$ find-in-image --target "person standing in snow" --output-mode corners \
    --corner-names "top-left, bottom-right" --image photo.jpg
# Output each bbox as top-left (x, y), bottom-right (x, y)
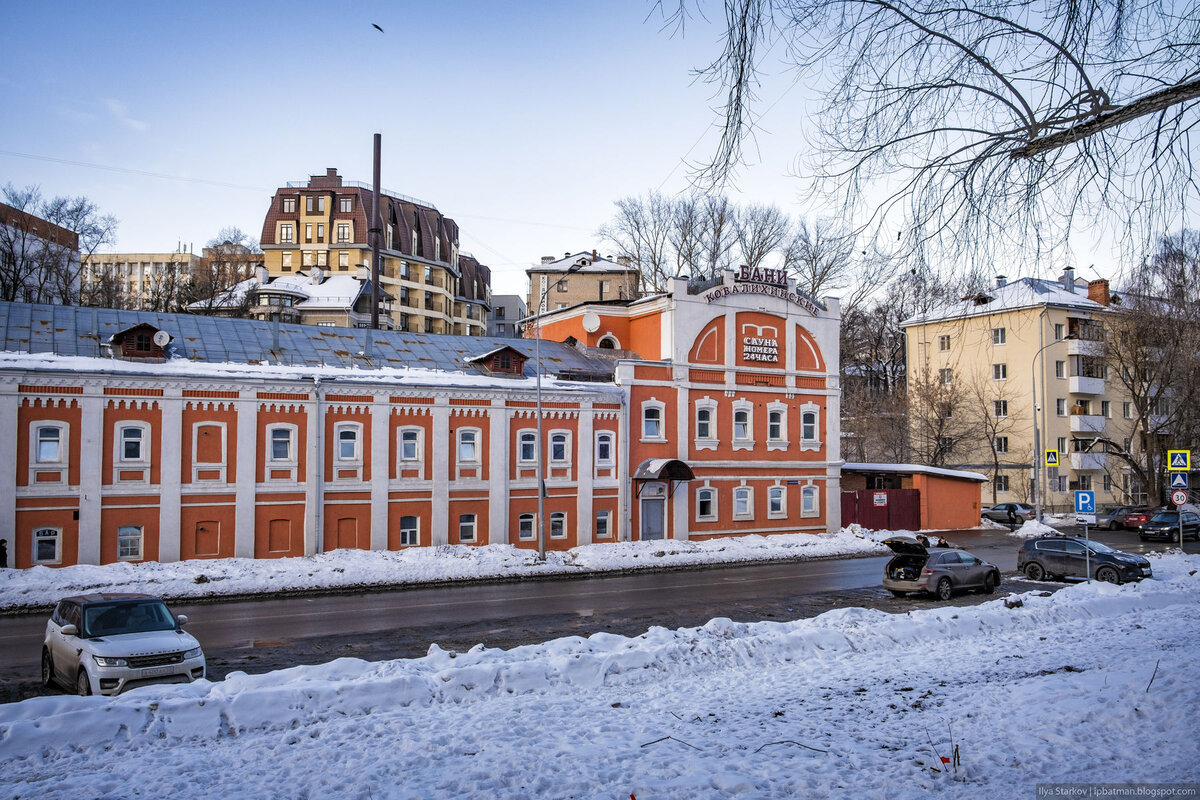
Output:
top-left (1006, 507), bottom-right (1019, 531)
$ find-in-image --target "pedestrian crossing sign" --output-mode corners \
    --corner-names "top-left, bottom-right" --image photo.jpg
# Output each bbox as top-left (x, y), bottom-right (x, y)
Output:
top-left (1044, 450), bottom-right (1060, 468)
top-left (1168, 450), bottom-right (1191, 471)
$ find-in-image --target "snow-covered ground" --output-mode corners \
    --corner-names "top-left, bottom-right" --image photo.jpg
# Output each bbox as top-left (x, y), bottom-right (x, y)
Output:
top-left (0, 526), bottom-right (903, 612)
top-left (2, 551), bottom-right (1197, 799)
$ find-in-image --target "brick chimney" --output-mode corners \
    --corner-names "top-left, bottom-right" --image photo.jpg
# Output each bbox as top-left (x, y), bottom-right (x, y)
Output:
top-left (1088, 278), bottom-right (1111, 306)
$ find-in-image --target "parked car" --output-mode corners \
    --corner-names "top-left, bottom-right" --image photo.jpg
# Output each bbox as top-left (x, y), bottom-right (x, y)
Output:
top-left (42, 593), bottom-right (205, 696)
top-left (1138, 510), bottom-right (1200, 542)
top-left (1095, 505), bottom-right (1138, 530)
top-left (981, 502), bottom-right (1036, 524)
top-left (1017, 535), bottom-right (1152, 584)
top-left (882, 536), bottom-right (1002, 600)
top-left (1121, 507), bottom-right (1159, 530)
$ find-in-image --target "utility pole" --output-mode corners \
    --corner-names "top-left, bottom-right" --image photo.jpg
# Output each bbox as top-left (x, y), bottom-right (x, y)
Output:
top-left (370, 133), bottom-right (382, 329)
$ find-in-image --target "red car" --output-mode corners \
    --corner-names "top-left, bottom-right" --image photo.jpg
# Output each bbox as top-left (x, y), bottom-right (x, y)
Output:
top-left (1122, 507), bottom-right (1158, 530)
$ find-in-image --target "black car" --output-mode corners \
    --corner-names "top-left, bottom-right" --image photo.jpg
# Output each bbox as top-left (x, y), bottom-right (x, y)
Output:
top-left (1139, 511), bottom-right (1200, 542)
top-left (1017, 535), bottom-right (1152, 584)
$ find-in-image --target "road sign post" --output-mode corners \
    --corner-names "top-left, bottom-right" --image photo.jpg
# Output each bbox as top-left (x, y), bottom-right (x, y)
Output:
top-left (1075, 490), bottom-right (1096, 578)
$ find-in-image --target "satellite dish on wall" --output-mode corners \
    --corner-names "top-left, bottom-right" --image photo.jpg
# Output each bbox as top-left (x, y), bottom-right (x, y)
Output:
top-left (152, 331), bottom-right (170, 348)
top-left (582, 312), bottom-right (601, 333)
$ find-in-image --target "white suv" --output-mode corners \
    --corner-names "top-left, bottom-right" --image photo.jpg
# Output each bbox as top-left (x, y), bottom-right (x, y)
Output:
top-left (42, 593), bottom-right (206, 696)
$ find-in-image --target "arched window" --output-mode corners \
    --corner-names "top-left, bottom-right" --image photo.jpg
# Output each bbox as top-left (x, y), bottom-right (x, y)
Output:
top-left (733, 486), bottom-right (753, 519)
top-left (518, 430), bottom-right (537, 464)
top-left (696, 487), bottom-right (717, 521)
top-left (518, 513), bottom-right (535, 540)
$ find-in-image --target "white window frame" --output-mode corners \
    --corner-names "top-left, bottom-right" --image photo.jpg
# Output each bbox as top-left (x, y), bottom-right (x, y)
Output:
top-left (768, 485), bottom-right (786, 519)
top-left (937, 334), bottom-right (950, 352)
top-left (732, 400), bottom-right (754, 451)
top-left (594, 431), bottom-right (615, 467)
top-left (993, 400), bottom-right (1008, 418)
top-left (595, 509), bottom-right (611, 539)
top-left (549, 430), bottom-right (570, 465)
top-left (995, 475), bottom-right (1010, 492)
top-left (334, 422), bottom-right (362, 464)
top-left (767, 402), bottom-right (788, 452)
top-left (994, 436), bottom-right (1009, 454)
top-left (116, 422), bottom-right (149, 465)
top-left (733, 485), bottom-right (754, 520)
top-left (694, 398), bottom-right (718, 451)
top-left (32, 527), bottom-right (61, 565)
top-left (992, 327), bottom-right (1006, 345)
top-left (33, 423), bottom-right (66, 465)
top-left (398, 426), bottom-right (423, 465)
top-left (518, 513), bottom-right (535, 541)
top-left (939, 368), bottom-right (953, 385)
top-left (517, 429), bottom-right (537, 465)
top-left (117, 525), bottom-right (143, 561)
top-left (458, 514), bottom-right (477, 543)
top-left (457, 428), bottom-right (481, 465)
top-left (696, 486), bottom-right (717, 521)
top-left (992, 363), bottom-right (1007, 380)
top-left (399, 515), bottom-right (419, 546)
top-left (268, 424), bottom-right (297, 464)
top-left (550, 511), bottom-right (567, 539)
top-left (641, 400), bottom-right (666, 442)
top-left (800, 402), bottom-right (821, 451)
top-left (1056, 398), bottom-right (1067, 417)
top-left (1055, 360), bottom-right (1066, 379)
top-left (801, 485), bottom-right (819, 518)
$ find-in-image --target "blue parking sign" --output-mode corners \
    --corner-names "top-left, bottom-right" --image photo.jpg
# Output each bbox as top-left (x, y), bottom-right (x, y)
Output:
top-left (1074, 490), bottom-right (1096, 514)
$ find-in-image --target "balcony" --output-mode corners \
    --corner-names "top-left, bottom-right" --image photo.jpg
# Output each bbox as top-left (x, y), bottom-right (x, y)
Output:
top-left (1067, 338), bottom-right (1104, 357)
top-left (1069, 414), bottom-right (1105, 433)
top-left (1069, 375), bottom-right (1105, 394)
top-left (1070, 452), bottom-right (1106, 471)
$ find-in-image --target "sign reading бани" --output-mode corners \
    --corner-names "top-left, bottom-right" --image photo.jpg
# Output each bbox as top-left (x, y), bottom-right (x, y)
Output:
top-left (704, 265), bottom-right (822, 315)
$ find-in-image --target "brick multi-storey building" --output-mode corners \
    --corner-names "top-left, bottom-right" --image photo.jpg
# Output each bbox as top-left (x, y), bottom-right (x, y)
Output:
top-left (260, 169), bottom-right (490, 335)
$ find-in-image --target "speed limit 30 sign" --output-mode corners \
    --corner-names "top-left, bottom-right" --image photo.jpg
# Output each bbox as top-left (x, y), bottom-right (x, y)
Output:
top-left (1171, 489), bottom-right (1189, 506)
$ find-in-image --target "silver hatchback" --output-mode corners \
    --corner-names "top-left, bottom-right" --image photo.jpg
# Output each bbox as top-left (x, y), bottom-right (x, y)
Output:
top-left (883, 536), bottom-right (1002, 600)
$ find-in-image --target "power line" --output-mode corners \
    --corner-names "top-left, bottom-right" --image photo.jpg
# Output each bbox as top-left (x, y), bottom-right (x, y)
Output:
top-left (0, 149), bottom-right (268, 192)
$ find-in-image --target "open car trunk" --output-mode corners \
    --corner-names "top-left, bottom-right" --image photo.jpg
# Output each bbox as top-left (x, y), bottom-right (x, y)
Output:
top-left (883, 536), bottom-right (929, 582)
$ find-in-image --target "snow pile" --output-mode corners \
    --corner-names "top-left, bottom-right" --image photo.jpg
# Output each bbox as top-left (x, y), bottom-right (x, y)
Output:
top-left (2, 553), bottom-right (1197, 799)
top-left (0, 528), bottom-right (891, 612)
top-left (1006, 518), bottom-right (1061, 538)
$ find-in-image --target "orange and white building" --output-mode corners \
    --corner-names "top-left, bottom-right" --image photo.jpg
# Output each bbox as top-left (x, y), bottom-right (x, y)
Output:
top-left (0, 266), bottom-right (841, 568)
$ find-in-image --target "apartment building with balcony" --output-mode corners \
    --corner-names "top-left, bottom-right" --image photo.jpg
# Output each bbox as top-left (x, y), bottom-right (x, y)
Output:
top-left (260, 169), bottom-right (490, 334)
top-left (901, 268), bottom-right (1139, 511)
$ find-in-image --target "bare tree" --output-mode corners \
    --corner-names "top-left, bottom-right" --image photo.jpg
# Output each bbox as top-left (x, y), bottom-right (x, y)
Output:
top-left (672, 0), bottom-right (1200, 270)
top-left (735, 202), bottom-right (789, 270)
top-left (907, 370), bottom-right (976, 467)
top-left (1099, 231), bottom-right (1200, 504)
top-left (0, 183), bottom-right (116, 305)
top-left (598, 193), bottom-right (676, 293)
top-left (966, 373), bottom-right (1025, 505)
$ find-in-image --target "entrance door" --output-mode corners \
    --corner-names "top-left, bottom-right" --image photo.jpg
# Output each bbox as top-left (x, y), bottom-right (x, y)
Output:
top-left (640, 482), bottom-right (666, 540)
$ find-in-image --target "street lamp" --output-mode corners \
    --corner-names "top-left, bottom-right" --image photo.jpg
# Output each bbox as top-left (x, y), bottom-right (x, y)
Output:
top-left (533, 262), bottom-right (583, 561)
top-left (1031, 332), bottom-right (1077, 519)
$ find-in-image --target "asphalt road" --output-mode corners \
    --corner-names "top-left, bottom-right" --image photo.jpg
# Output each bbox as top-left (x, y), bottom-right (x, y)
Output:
top-left (1, 525), bottom-right (1193, 704)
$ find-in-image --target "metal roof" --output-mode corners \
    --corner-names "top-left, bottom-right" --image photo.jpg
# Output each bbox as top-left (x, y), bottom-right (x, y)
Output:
top-left (0, 301), bottom-right (618, 380)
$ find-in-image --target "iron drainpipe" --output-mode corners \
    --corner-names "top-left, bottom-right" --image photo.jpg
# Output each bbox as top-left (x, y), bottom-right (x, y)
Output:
top-left (312, 375), bottom-right (325, 553)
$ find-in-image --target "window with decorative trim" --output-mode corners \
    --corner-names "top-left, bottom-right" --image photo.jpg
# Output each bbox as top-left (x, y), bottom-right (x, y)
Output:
top-left (398, 427), bottom-right (423, 464)
top-left (595, 431), bottom-right (615, 467)
top-left (694, 398), bottom-right (718, 450)
top-left (768, 485), bottom-right (786, 518)
top-left (335, 422), bottom-right (362, 463)
top-left (549, 430), bottom-right (570, 464)
top-left (517, 430), bottom-right (537, 465)
top-left (33, 527), bottom-right (60, 565)
top-left (457, 428), bottom-right (481, 465)
top-left (518, 513), bottom-right (535, 541)
top-left (801, 485), bottom-right (819, 517)
top-left (800, 403), bottom-right (821, 451)
top-left (733, 486), bottom-right (754, 520)
top-left (34, 424), bottom-right (64, 464)
top-left (767, 402), bottom-right (788, 451)
top-left (269, 425), bottom-right (296, 463)
top-left (696, 486), bottom-right (717, 521)
top-left (550, 511), bottom-right (566, 539)
top-left (641, 400), bottom-right (665, 441)
top-left (732, 401), bottom-right (754, 451)
top-left (117, 424), bottom-right (147, 463)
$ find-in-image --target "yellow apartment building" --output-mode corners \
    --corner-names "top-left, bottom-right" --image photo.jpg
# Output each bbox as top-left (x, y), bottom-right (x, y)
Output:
top-left (901, 268), bottom-right (1143, 513)
top-left (259, 168), bottom-right (490, 335)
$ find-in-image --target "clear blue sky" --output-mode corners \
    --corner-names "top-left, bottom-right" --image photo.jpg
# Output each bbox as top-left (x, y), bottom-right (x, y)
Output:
top-left (0, 0), bottom-right (818, 296)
